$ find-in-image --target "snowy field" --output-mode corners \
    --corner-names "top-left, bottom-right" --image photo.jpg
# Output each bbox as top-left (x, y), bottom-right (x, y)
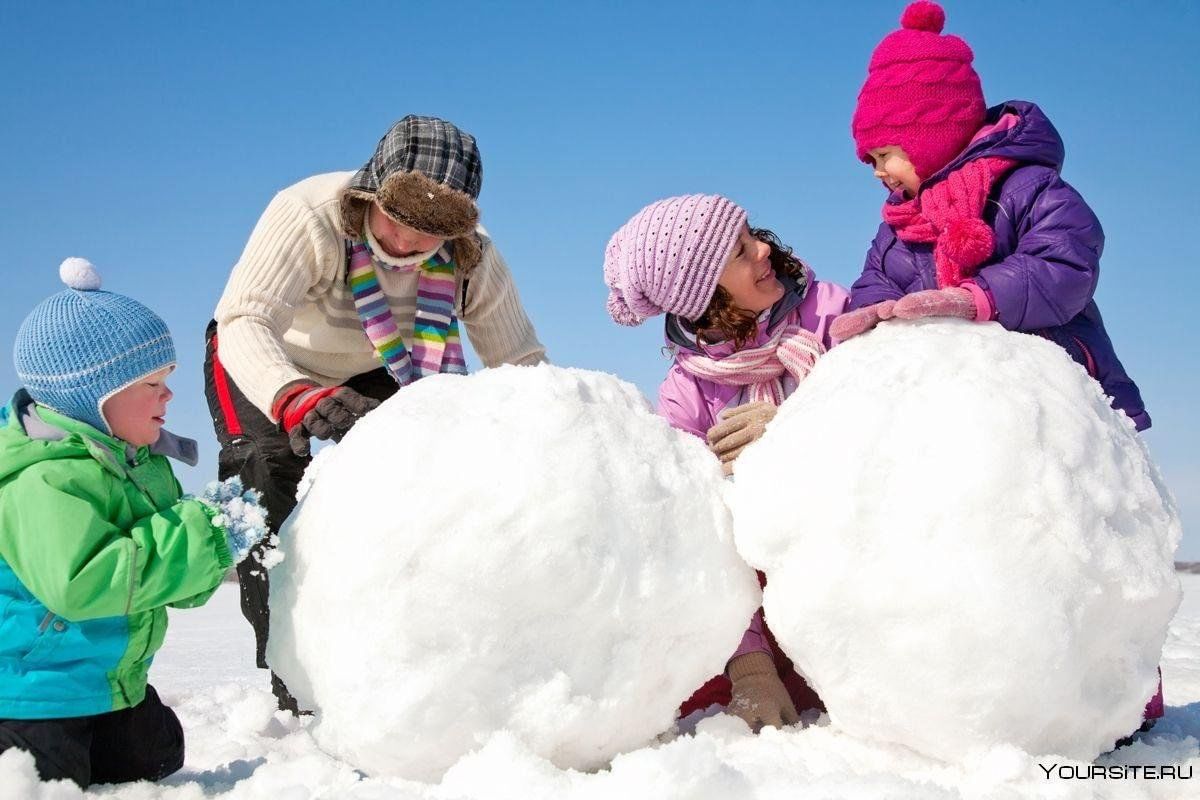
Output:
top-left (0, 575), bottom-right (1195, 800)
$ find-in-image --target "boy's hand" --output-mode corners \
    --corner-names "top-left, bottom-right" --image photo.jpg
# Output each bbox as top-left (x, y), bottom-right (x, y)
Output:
top-left (707, 402), bottom-right (777, 475)
top-left (891, 287), bottom-right (975, 321)
top-left (829, 300), bottom-right (897, 342)
top-left (727, 651), bottom-right (799, 731)
top-left (201, 477), bottom-right (269, 565)
top-left (275, 384), bottom-right (381, 457)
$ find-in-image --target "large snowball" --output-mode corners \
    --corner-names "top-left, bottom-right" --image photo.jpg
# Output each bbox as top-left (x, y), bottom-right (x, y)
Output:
top-left (734, 320), bottom-right (1181, 762)
top-left (267, 365), bottom-right (760, 781)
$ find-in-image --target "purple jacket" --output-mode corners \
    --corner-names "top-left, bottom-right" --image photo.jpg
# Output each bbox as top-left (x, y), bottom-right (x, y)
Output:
top-left (849, 101), bottom-right (1149, 430)
top-left (658, 271), bottom-right (851, 439)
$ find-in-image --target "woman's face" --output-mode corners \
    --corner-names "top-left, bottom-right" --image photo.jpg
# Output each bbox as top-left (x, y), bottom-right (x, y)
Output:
top-left (716, 226), bottom-right (784, 314)
top-left (368, 203), bottom-right (444, 258)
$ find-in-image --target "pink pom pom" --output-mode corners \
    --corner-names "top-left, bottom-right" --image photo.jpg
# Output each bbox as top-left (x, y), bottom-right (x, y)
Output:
top-left (939, 217), bottom-right (994, 283)
top-left (901, 1), bottom-right (946, 33)
top-left (607, 292), bottom-right (644, 327)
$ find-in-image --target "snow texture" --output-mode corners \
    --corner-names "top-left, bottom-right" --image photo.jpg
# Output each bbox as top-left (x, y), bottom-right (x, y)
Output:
top-left (200, 476), bottom-right (269, 565)
top-left (735, 319), bottom-right (1183, 762)
top-left (4, 578), bottom-right (1199, 799)
top-left (266, 364), bottom-right (761, 781)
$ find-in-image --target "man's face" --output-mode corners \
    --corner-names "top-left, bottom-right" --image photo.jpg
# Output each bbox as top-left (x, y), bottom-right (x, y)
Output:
top-left (368, 203), bottom-right (444, 259)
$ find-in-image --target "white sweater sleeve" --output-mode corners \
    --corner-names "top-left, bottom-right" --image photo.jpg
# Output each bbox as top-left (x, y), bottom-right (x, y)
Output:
top-left (214, 191), bottom-right (342, 419)
top-left (462, 240), bottom-right (548, 368)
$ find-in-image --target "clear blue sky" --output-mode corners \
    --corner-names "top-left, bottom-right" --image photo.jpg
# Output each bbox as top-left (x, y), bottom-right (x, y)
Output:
top-left (1, 1), bottom-right (1196, 556)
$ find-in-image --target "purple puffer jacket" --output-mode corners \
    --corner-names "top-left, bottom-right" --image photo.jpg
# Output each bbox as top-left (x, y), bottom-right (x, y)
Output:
top-left (849, 101), bottom-right (1149, 430)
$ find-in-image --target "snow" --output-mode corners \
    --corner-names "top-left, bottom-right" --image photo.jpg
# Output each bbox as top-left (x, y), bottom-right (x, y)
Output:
top-left (3, 577), bottom-right (1199, 799)
top-left (3, 347), bottom-right (1194, 799)
top-left (264, 365), bottom-right (760, 782)
top-left (734, 320), bottom-right (1183, 763)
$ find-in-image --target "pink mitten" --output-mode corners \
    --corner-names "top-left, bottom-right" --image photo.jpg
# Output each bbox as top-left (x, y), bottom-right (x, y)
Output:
top-left (829, 300), bottom-right (897, 342)
top-left (892, 287), bottom-right (976, 321)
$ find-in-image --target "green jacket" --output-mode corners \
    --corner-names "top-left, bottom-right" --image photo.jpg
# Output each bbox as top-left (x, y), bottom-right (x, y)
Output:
top-left (0, 390), bottom-right (232, 719)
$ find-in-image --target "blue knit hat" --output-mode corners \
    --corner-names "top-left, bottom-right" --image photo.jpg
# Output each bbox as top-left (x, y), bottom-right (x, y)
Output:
top-left (13, 258), bottom-right (176, 435)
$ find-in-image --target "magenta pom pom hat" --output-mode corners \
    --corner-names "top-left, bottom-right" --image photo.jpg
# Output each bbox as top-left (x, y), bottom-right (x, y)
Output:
top-left (852, 1), bottom-right (986, 181)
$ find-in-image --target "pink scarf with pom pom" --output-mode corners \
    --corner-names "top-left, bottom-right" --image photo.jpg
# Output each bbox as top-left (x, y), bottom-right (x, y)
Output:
top-left (884, 155), bottom-right (1017, 288)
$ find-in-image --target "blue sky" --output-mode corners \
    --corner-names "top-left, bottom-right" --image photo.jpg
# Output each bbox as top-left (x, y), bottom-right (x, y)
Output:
top-left (1, 1), bottom-right (1196, 556)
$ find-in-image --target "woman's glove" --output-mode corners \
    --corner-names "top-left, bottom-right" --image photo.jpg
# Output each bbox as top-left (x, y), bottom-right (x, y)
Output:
top-left (707, 402), bottom-right (777, 476)
top-left (726, 651), bottom-right (799, 731)
top-left (891, 287), bottom-right (976, 321)
top-left (828, 300), bottom-right (897, 342)
top-left (273, 383), bottom-right (381, 457)
top-left (201, 476), bottom-right (269, 565)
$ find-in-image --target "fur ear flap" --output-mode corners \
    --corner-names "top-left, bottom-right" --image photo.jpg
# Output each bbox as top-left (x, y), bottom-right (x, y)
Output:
top-left (450, 232), bottom-right (483, 274)
top-left (339, 190), bottom-right (372, 239)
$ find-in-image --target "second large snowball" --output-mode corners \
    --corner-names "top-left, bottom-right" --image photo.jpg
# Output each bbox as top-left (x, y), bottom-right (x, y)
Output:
top-left (267, 365), bottom-right (760, 781)
top-left (734, 320), bottom-right (1181, 762)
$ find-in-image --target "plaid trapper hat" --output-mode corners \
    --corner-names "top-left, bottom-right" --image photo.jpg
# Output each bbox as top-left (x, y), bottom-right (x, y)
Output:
top-left (340, 115), bottom-right (483, 243)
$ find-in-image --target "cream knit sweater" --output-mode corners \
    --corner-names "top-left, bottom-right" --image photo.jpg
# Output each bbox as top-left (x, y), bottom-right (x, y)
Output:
top-left (214, 172), bottom-right (547, 419)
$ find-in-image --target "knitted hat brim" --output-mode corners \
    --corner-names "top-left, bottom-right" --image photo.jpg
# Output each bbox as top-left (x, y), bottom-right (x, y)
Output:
top-left (675, 204), bottom-right (747, 322)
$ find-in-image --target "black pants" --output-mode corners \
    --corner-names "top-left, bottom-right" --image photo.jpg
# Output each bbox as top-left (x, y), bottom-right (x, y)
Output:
top-left (202, 321), bottom-right (397, 711)
top-left (0, 685), bottom-right (183, 788)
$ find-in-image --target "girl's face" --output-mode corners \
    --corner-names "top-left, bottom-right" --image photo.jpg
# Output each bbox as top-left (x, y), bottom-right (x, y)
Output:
top-left (368, 203), bottom-right (445, 259)
top-left (102, 365), bottom-right (174, 447)
top-left (867, 146), bottom-right (921, 197)
top-left (717, 226), bottom-right (784, 314)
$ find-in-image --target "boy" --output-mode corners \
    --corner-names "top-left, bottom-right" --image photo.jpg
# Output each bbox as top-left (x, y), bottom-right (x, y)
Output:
top-left (0, 258), bottom-right (263, 787)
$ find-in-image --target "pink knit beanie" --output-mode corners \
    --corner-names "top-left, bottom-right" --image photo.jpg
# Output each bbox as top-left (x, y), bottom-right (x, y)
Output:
top-left (604, 194), bottom-right (746, 326)
top-left (852, 1), bottom-right (986, 181)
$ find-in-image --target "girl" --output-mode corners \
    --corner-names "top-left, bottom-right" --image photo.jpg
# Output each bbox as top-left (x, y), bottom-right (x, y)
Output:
top-left (604, 193), bottom-right (849, 730)
top-left (831, 1), bottom-right (1161, 735)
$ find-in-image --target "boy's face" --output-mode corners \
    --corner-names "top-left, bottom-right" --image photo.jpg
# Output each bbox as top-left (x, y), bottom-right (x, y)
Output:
top-left (867, 146), bottom-right (921, 197)
top-left (716, 225), bottom-right (784, 314)
top-left (368, 203), bottom-right (445, 259)
top-left (102, 366), bottom-right (174, 447)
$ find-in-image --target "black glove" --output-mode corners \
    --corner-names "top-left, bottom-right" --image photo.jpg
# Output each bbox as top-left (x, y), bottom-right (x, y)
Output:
top-left (278, 384), bottom-right (381, 457)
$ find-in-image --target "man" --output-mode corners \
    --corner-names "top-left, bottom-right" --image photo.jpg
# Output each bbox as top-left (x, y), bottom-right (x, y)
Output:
top-left (204, 116), bottom-right (546, 711)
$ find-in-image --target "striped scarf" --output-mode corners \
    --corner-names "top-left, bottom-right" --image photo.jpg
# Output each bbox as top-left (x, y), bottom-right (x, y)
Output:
top-left (347, 241), bottom-right (468, 387)
top-left (675, 322), bottom-right (825, 406)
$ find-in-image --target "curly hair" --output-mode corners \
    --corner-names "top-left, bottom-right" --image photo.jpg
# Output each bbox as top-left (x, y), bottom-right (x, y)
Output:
top-left (691, 228), bottom-right (807, 349)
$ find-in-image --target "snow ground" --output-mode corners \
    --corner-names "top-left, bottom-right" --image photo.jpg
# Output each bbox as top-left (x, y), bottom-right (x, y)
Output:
top-left (3, 576), bottom-right (1198, 800)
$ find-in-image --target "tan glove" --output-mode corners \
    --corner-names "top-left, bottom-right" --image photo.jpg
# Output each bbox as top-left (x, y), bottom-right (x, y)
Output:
top-left (706, 402), bottom-right (777, 475)
top-left (726, 651), bottom-right (799, 731)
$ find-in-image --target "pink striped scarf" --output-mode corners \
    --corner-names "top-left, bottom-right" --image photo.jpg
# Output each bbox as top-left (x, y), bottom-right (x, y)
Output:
top-left (675, 322), bottom-right (825, 406)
